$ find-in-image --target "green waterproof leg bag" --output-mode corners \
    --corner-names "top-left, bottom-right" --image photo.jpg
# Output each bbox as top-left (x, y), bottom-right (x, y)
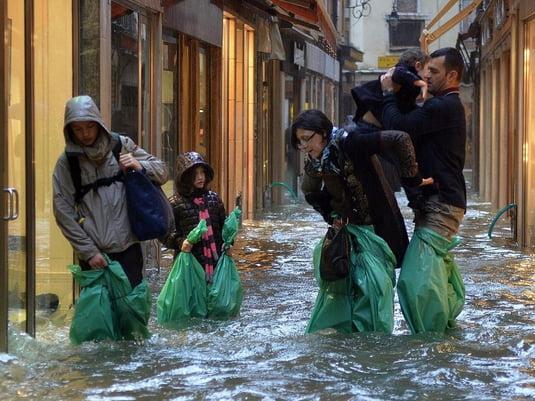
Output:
top-left (397, 227), bottom-right (465, 334)
top-left (306, 225), bottom-right (396, 334)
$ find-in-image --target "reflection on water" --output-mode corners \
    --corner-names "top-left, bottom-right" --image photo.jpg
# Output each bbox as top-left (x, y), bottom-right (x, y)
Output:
top-left (1, 184), bottom-right (534, 401)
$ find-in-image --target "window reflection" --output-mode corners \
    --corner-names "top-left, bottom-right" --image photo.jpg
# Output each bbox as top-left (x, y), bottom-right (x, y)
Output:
top-left (162, 34), bottom-right (178, 196)
top-left (31, 0), bottom-right (75, 341)
top-left (197, 46), bottom-right (209, 157)
top-left (79, 0), bottom-right (100, 105)
top-left (111, 3), bottom-right (139, 141)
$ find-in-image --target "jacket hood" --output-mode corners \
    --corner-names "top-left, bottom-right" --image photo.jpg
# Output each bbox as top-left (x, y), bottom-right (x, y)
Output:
top-left (63, 95), bottom-right (112, 147)
top-left (175, 152), bottom-right (214, 190)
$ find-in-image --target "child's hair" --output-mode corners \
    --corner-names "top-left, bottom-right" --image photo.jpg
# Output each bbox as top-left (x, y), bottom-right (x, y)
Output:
top-left (399, 48), bottom-right (430, 69)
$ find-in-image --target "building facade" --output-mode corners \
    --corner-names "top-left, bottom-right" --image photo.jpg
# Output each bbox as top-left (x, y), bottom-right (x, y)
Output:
top-left (475, 0), bottom-right (535, 246)
top-left (351, 0), bottom-right (461, 79)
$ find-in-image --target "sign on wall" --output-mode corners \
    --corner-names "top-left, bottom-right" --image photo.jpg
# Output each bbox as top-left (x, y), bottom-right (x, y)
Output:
top-left (378, 55), bottom-right (400, 69)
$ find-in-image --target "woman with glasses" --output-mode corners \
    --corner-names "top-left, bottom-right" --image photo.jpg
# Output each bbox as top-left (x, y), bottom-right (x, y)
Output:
top-left (290, 109), bottom-right (431, 334)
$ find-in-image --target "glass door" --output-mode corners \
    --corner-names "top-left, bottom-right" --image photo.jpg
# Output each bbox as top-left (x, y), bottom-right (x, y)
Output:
top-left (0, 0), bottom-right (8, 352)
top-left (33, 0), bottom-right (74, 340)
top-left (5, 0), bottom-right (27, 348)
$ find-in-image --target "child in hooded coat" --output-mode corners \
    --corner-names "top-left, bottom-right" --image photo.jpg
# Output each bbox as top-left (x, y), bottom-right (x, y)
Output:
top-left (162, 152), bottom-right (227, 282)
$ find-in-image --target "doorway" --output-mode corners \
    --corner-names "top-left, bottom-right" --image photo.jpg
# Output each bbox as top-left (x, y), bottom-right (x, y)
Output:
top-left (1, 0), bottom-right (27, 351)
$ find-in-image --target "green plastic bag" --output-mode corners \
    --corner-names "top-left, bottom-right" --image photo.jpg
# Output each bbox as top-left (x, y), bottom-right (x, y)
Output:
top-left (69, 256), bottom-right (152, 344)
top-left (103, 261), bottom-right (151, 341)
top-left (397, 227), bottom-right (465, 334)
top-left (306, 224), bottom-right (396, 334)
top-left (347, 225), bottom-right (396, 333)
top-left (157, 220), bottom-right (209, 326)
top-left (69, 266), bottom-right (117, 344)
top-left (208, 208), bottom-right (243, 319)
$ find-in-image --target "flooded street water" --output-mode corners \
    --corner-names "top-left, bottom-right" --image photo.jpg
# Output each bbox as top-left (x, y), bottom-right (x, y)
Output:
top-left (1, 175), bottom-right (534, 401)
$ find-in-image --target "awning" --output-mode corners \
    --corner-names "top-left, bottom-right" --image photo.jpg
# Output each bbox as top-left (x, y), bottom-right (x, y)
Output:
top-left (270, 0), bottom-right (338, 52)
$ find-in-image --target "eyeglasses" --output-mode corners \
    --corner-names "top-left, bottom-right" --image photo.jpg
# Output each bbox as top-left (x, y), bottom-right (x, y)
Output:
top-left (297, 132), bottom-right (318, 149)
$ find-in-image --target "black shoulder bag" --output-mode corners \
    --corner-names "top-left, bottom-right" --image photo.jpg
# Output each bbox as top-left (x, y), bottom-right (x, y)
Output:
top-left (319, 226), bottom-right (351, 281)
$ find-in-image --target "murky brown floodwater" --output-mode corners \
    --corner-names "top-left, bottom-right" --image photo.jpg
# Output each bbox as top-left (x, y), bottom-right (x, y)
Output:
top-left (1, 173), bottom-right (534, 400)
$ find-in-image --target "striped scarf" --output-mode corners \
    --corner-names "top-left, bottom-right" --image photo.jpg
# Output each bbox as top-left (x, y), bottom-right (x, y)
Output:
top-left (193, 196), bottom-right (219, 282)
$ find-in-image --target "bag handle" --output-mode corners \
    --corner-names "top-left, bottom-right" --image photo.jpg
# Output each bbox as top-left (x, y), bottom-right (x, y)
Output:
top-left (103, 253), bottom-right (113, 267)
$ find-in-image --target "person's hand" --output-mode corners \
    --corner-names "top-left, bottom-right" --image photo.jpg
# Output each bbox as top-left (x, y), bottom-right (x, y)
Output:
top-left (224, 245), bottom-right (233, 258)
top-left (380, 68), bottom-right (395, 92)
top-left (419, 177), bottom-right (434, 187)
top-left (119, 152), bottom-right (143, 172)
top-left (419, 30), bottom-right (429, 54)
top-left (414, 79), bottom-right (428, 101)
top-left (87, 252), bottom-right (107, 269)
top-left (181, 239), bottom-right (193, 253)
top-left (332, 218), bottom-right (346, 230)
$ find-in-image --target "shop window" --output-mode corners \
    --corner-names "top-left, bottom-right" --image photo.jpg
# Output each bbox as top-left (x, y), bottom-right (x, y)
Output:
top-left (197, 46), bottom-right (209, 157)
top-left (283, 74), bottom-right (299, 194)
top-left (110, 2), bottom-right (152, 150)
top-left (111, 4), bottom-right (139, 141)
top-left (161, 32), bottom-right (217, 195)
top-left (79, 0), bottom-right (100, 105)
top-left (494, 0), bottom-right (507, 30)
top-left (304, 76), bottom-right (311, 109)
top-left (6, 0), bottom-right (27, 337)
top-left (325, 80), bottom-right (334, 123)
top-left (161, 34), bottom-right (178, 196)
top-left (35, 0), bottom-right (74, 338)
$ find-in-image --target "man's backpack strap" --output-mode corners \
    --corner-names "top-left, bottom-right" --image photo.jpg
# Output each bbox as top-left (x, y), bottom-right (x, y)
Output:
top-left (110, 132), bottom-right (122, 162)
top-left (66, 133), bottom-right (125, 204)
top-left (66, 152), bottom-right (84, 203)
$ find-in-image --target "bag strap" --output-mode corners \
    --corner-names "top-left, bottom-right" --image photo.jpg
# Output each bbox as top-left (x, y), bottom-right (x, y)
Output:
top-left (66, 133), bottom-right (124, 204)
top-left (110, 132), bottom-right (122, 163)
top-left (66, 152), bottom-right (84, 203)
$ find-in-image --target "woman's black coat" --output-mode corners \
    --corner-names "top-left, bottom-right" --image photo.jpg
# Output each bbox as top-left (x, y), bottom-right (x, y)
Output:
top-left (301, 123), bottom-right (421, 267)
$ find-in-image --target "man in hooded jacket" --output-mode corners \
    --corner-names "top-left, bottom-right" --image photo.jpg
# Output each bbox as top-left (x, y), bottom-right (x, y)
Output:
top-left (53, 95), bottom-right (168, 287)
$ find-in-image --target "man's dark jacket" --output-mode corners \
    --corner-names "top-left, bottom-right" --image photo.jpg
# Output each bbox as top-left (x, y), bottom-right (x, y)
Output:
top-left (382, 90), bottom-right (467, 210)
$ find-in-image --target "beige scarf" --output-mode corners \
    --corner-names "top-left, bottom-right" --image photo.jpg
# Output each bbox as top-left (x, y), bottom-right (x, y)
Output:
top-left (82, 131), bottom-right (111, 165)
